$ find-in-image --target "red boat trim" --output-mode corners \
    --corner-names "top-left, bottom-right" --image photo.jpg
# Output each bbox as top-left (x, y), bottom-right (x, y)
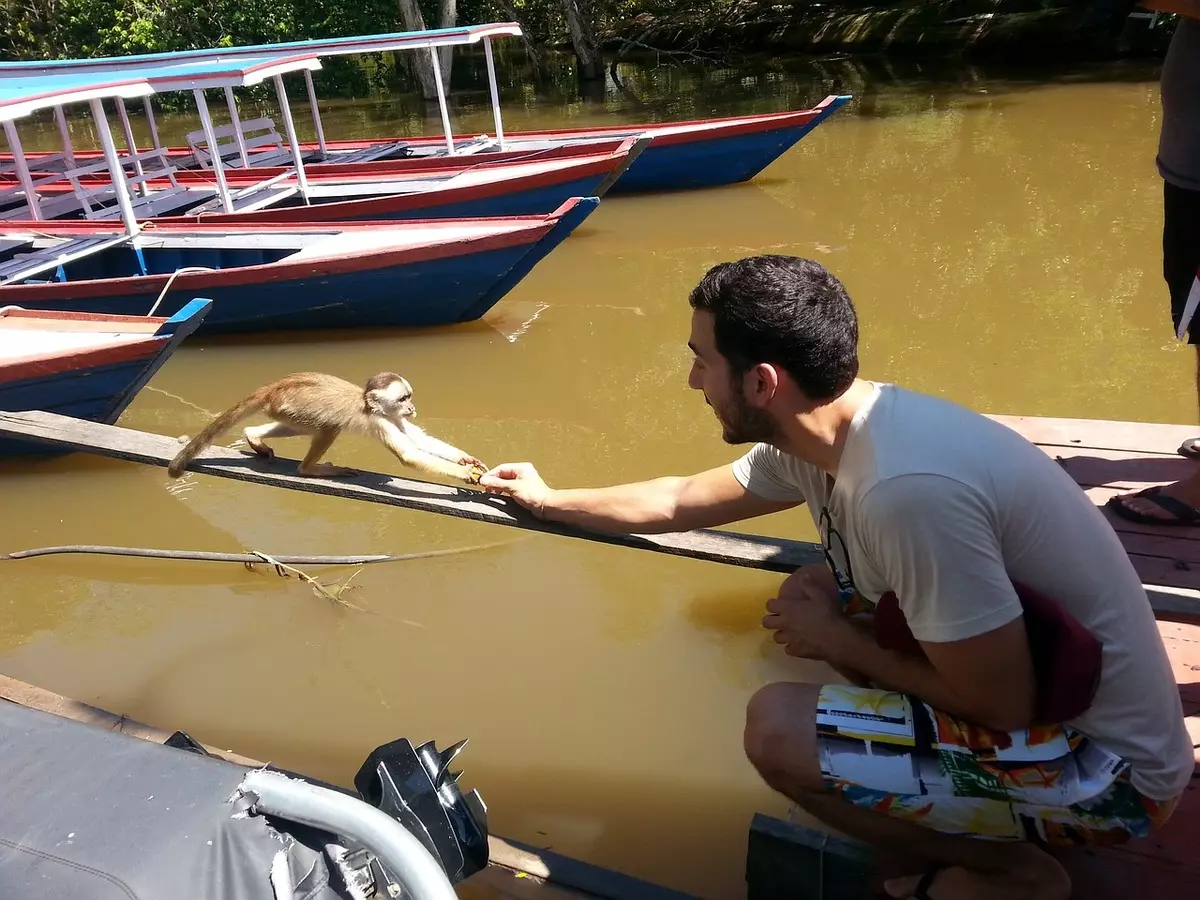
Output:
top-left (0, 219), bottom-right (558, 301)
top-left (158, 154), bottom-right (620, 224)
top-left (0, 308), bottom-right (169, 332)
top-left (0, 337), bottom-right (164, 383)
top-left (5, 97), bottom-right (840, 166)
top-left (0, 143), bottom-right (629, 191)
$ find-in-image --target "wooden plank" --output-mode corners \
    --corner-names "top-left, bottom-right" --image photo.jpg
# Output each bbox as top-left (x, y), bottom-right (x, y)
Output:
top-left (1047, 448), bottom-right (1192, 490)
top-left (4, 410), bottom-right (1198, 615)
top-left (989, 414), bottom-right (1199, 456)
top-left (0, 410), bottom-right (824, 574)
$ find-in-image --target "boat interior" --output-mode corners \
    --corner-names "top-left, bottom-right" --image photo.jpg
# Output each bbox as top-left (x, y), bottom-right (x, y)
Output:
top-left (0, 219), bottom-right (538, 286)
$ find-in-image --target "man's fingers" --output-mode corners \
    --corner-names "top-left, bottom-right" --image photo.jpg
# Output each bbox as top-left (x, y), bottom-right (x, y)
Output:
top-left (482, 463), bottom-right (521, 480)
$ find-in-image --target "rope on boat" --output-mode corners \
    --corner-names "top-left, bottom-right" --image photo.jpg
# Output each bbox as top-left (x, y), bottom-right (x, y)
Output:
top-left (0, 540), bottom-right (516, 565)
top-left (146, 265), bottom-right (216, 317)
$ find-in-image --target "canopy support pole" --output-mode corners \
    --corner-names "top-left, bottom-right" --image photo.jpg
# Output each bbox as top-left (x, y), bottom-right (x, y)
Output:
top-left (302, 70), bottom-right (328, 157)
top-left (53, 106), bottom-right (76, 168)
top-left (273, 74), bottom-right (311, 205)
top-left (428, 47), bottom-right (455, 156)
top-left (115, 97), bottom-right (148, 197)
top-left (223, 86), bottom-right (251, 168)
top-left (89, 98), bottom-right (139, 233)
top-left (193, 89), bottom-right (235, 214)
top-left (483, 38), bottom-right (505, 150)
top-left (2, 119), bottom-right (42, 220)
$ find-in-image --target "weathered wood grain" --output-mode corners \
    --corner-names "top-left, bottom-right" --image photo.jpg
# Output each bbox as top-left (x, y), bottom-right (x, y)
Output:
top-left (989, 414), bottom-right (1199, 455)
top-left (0, 410), bottom-right (824, 574)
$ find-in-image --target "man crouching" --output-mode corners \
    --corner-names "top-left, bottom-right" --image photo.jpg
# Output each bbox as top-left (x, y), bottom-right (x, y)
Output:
top-left (481, 255), bottom-right (1193, 900)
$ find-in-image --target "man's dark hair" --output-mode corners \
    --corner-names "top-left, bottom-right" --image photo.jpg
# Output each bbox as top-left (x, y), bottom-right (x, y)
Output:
top-left (688, 255), bottom-right (859, 401)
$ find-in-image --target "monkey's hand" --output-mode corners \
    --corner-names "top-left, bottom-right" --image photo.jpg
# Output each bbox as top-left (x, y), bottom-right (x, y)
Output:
top-left (459, 454), bottom-right (488, 470)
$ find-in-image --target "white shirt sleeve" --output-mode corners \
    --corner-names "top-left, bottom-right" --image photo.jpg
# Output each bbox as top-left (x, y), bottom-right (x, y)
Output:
top-left (730, 443), bottom-right (812, 502)
top-left (858, 473), bottom-right (1024, 643)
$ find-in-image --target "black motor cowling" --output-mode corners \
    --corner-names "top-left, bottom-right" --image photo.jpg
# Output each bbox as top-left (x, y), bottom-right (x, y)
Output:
top-left (353, 737), bottom-right (489, 885)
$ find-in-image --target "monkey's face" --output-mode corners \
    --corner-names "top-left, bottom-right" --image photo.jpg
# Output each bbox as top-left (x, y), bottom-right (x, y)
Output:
top-left (384, 377), bottom-right (416, 420)
top-left (367, 376), bottom-right (416, 421)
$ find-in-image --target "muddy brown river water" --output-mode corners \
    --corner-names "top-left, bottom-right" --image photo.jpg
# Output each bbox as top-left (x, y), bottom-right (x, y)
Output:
top-left (0, 53), bottom-right (1188, 900)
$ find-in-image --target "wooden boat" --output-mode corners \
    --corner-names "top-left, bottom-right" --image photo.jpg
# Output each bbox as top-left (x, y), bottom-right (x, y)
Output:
top-left (0, 197), bottom-right (598, 333)
top-left (0, 139), bottom-right (644, 224)
top-left (0, 299), bottom-right (209, 457)
top-left (1, 143), bottom-right (641, 224)
top-left (0, 24), bottom-right (850, 197)
top-left (0, 50), bottom-right (641, 229)
top-left (250, 99), bottom-right (854, 194)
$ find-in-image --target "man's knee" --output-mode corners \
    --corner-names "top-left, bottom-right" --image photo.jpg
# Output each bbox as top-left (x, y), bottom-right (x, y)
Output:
top-left (743, 682), bottom-right (825, 792)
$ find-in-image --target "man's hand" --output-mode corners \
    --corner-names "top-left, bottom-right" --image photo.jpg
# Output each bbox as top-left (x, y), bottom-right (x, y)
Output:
top-left (479, 462), bottom-right (552, 517)
top-left (762, 565), bottom-right (857, 663)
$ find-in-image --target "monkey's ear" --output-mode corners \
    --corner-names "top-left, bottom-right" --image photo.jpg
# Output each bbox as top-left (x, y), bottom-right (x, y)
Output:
top-left (364, 389), bottom-right (386, 414)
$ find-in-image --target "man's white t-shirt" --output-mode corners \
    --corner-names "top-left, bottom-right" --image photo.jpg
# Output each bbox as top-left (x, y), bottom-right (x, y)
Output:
top-left (732, 381), bottom-right (1193, 801)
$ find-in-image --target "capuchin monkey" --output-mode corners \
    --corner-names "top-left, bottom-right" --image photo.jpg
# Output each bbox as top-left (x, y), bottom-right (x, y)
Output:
top-left (167, 371), bottom-right (487, 484)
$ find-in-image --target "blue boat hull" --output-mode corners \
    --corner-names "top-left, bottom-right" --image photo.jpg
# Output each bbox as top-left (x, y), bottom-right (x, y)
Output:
top-left (344, 176), bottom-right (607, 221)
top-left (0, 358), bottom-right (164, 458)
top-left (606, 99), bottom-right (849, 194)
top-left (15, 199), bottom-right (599, 335)
top-left (0, 299), bottom-right (210, 459)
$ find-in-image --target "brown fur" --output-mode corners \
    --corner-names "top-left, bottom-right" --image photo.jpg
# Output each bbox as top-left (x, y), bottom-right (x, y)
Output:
top-left (167, 371), bottom-right (486, 483)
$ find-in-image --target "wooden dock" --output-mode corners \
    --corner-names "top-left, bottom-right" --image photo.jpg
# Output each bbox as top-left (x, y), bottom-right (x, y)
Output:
top-left (990, 414), bottom-right (1200, 595)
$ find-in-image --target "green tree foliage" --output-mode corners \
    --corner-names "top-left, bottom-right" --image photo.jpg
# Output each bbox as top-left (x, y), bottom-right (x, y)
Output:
top-left (0, 0), bottom-right (401, 59)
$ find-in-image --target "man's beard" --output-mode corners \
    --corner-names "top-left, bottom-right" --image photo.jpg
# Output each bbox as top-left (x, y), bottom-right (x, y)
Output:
top-left (713, 389), bottom-right (779, 445)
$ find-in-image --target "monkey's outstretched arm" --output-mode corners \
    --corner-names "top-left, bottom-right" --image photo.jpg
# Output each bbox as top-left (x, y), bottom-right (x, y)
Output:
top-left (374, 420), bottom-right (480, 484)
top-left (402, 422), bottom-right (484, 466)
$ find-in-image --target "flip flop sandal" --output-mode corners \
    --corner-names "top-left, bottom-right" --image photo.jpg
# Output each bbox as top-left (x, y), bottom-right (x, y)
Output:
top-left (1179, 438), bottom-right (1200, 460)
top-left (1106, 486), bottom-right (1200, 526)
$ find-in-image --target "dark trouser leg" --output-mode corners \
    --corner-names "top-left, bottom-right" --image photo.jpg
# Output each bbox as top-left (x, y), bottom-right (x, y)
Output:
top-left (1109, 183), bottom-right (1200, 519)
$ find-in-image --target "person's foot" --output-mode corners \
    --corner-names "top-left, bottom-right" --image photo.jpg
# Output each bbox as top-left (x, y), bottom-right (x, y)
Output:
top-left (1107, 474), bottom-right (1200, 526)
top-left (884, 844), bottom-right (1070, 900)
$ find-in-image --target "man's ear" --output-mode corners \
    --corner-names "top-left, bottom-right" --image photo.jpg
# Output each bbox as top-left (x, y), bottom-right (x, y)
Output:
top-left (745, 362), bottom-right (780, 407)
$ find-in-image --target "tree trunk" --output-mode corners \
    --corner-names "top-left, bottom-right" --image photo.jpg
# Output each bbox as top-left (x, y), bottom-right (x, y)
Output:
top-left (498, 0), bottom-right (544, 78)
top-left (560, 0), bottom-right (605, 83)
top-left (395, 0), bottom-right (457, 101)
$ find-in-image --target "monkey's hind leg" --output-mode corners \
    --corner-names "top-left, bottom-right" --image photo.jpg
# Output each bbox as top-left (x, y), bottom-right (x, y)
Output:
top-left (244, 421), bottom-right (302, 464)
top-left (296, 428), bottom-right (358, 478)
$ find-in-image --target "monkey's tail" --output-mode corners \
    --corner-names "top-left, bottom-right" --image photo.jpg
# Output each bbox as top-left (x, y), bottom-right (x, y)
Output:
top-left (167, 388), bottom-right (271, 478)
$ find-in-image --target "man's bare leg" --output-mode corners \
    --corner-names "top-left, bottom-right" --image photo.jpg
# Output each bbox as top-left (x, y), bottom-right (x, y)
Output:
top-left (744, 683), bottom-right (1071, 900)
top-left (1110, 345), bottom-right (1200, 520)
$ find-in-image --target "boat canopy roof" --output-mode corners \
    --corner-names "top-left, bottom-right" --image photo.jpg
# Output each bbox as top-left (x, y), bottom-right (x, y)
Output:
top-left (0, 23), bottom-right (522, 76)
top-left (0, 52), bottom-right (322, 121)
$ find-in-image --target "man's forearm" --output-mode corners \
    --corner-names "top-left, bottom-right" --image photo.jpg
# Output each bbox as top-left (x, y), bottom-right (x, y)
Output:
top-left (540, 477), bottom-right (687, 534)
top-left (833, 629), bottom-right (1031, 732)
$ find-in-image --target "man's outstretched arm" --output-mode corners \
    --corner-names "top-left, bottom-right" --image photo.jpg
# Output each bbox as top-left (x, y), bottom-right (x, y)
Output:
top-left (479, 462), bottom-right (801, 534)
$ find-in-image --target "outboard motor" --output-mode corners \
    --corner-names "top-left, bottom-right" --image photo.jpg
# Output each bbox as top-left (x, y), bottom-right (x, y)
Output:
top-left (353, 737), bottom-right (489, 886)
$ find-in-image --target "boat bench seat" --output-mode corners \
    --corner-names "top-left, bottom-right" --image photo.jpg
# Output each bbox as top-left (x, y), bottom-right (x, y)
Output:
top-left (188, 117), bottom-right (300, 171)
top-left (325, 141), bottom-right (411, 165)
top-left (0, 234), bottom-right (131, 285)
top-left (454, 137), bottom-right (498, 155)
